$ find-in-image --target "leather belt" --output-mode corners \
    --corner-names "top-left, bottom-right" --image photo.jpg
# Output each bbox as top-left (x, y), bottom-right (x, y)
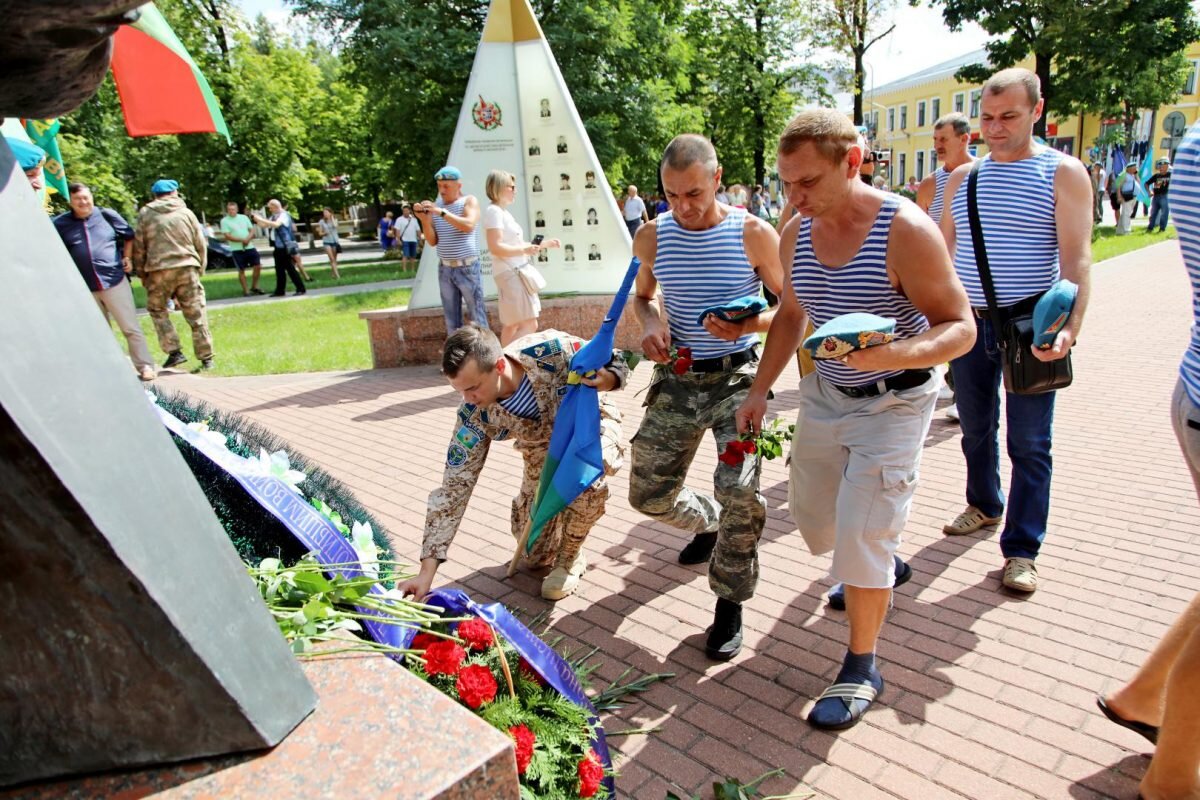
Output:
top-left (440, 257), bottom-right (476, 268)
top-left (971, 293), bottom-right (1040, 320)
top-left (688, 347), bottom-right (758, 374)
top-left (832, 369), bottom-right (932, 398)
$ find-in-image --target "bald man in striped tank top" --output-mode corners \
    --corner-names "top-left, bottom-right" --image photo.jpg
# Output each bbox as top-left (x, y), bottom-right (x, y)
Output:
top-left (629, 134), bottom-right (785, 662)
top-left (737, 109), bottom-right (974, 730)
top-left (939, 68), bottom-right (1093, 595)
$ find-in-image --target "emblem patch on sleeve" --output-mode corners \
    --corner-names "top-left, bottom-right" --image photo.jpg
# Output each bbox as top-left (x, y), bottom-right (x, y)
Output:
top-left (447, 442), bottom-right (469, 467)
top-left (455, 425), bottom-right (481, 450)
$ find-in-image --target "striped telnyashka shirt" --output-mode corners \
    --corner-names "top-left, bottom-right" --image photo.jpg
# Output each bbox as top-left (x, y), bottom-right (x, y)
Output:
top-left (1172, 122), bottom-right (1200, 405)
top-left (433, 197), bottom-right (479, 261)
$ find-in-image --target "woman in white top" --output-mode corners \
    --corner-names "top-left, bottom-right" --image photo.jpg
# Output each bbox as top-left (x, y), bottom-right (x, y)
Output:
top-left (483, 169), bottom-right (560, 344)
top-left (318, 207), bottom-right (341, 279)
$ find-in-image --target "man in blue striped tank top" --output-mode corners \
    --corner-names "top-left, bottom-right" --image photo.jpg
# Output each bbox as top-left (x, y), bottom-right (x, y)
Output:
top-left (939, 68), bottom-right (1093, 595)
top-left (415, 165), bottom-right (486, 334)
top-left (738, 108), bottom-right (974, 731)
top-left (628, 134), bottom-right (784, 662)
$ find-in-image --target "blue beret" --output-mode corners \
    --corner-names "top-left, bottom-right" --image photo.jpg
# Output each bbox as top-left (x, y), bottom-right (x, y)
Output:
top-left (434, 165), bottom-right (461, 181)
top-left (5, 137), bottom-right (46, 171)
top-left (151, 179), bottom-right (179, 194)
top-left (804, 312), bottom-right (896, 359)
top-left (696, 295), bottom-right (769, 326)
top-left (1032, 280), bottom-right (1077, 348)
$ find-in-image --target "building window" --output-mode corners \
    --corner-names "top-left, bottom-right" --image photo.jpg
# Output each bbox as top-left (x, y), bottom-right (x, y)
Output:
top-left (872, 110), bottom-right (880, 135)
top-left (917, 150), bottom-right (926, 181)
top-left (917, 100), bottom-right (927, 128)
top-left (969, 89), bottom-right (982, 118)
top-left (930, 148), bottom-right (938, 174)
top-left (931, 97), bottom-right (941, 121)
top-left (953, 92), bottom-right (965, 114)
top-left (898, 153), bottom-right (906, 185)
top-left (1185, 60), bottom-right (1200, 95)
top-left (900, 104), bottom-right (908, 129)
top-left (888, 106), bottom-right (895, 132)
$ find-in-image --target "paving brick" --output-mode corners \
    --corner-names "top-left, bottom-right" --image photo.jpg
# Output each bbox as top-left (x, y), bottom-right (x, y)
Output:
top-left (164, 242), bottom-right (1198, 799)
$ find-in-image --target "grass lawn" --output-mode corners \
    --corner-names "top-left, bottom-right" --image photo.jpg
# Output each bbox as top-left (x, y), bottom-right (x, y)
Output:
top-left (129, 258), bottom-right (414, 307)
top-left (1093, 224), bottom-right (1176, 263)
top-left (118, 287), bottom-right (412, 376)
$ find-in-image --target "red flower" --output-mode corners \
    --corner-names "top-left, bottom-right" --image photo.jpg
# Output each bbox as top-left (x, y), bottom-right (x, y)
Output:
top-left (670, 346), bottom-right (693, 374)
top-left (508, 724), bottom-right (535, 774)
top-left (410, 632), bottom-right (439, 651)
top-left (455, 663), bottom-right (499, 709)
top-left (456, 618), bottom-right (495, 651)
top-left (519, 657), bottom-right (546, 686)
top-left (578, 749), bottom-right (604, 797)
top-left (742, 439), bottom-right (757, 454)
top-left (423, 640), bottom-right (466, 676)
top-left (677, 347), bottom-right (692, 359)
top-left (718, 448), bottom-right (744, 467)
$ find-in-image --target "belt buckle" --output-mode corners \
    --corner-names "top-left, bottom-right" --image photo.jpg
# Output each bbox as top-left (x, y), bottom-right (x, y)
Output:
top-left (841, 385), bottom-right (866, 399)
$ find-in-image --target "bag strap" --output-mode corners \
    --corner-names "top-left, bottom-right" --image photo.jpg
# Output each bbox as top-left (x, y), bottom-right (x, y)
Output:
top-left (966, 158), bottom-right (1007, 341)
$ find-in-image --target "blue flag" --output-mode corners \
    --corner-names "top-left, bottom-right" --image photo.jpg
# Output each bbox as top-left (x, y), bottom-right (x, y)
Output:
top-left (1135, 147), bottom-right (1154, 206)
top-left (522, 258), bottom-right (641, 555)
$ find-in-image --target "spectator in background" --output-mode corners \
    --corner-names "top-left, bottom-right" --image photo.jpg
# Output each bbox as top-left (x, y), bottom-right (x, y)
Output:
top-left (622, 184), bottom-right (648, 238)
top-left (217, 200), bottom-right (264, 296)
top-left (251, 198), bottom-right (306, 297)
top-left (904, 175), bottom-right (919, 195)
top-left (415, 165), bottom-right (485, 333)
top-left (134, 179), bottom-right (213, 370)
top-left (6, 137), bottom-right (46, 192)
top-left (318, 207), bottom-right (341, 279)
top-left (716, 183), bottom-right (730, 204)
top-left (1089, 162), bottom-right (1106, 225)
top-left (1145, 157), bottom-right (1172, 234)
top-left (1116, 162), bottom-right (1139, 235)
top-left (53, 182), bottom-right (156, 381)
top-left (279, 201), bottom-right (312, 282)
top-left (379, 210), bottom-right (394, 251)
top-left (655, 193), bottom-right (670, 217)
top-left (859, 150), bottom-right (877, 185)
top-left (394, 203), bottom-right (422, 273)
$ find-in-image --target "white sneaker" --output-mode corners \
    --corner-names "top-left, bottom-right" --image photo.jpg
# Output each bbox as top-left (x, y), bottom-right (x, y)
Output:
top-left (945, 403), bottom-right (960, 422)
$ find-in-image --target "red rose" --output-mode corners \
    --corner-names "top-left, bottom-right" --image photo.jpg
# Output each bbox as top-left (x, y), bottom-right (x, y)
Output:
top-left (672, 357), bottom-right (690, 375)
top-left (677, 347), bottom-right (692, 359)
top-left (508, 724), bottom-right (535, 774)
top-left (742, 439), bottom-right (757, 454)
top-left (423, 640), bottom-right (466, 676)
top-left (410, 632), bottom-right (439, 651)
top-left (455, 663), bottom-right (499, 709)
top-left (456, 618), bottom-right (495, 651)
top-left (578, 749), bottom-right (604, 797)
top-left (718, 448), bottom-right (744, 467)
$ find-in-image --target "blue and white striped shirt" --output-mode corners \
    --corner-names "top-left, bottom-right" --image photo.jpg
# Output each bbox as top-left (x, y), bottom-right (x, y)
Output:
top-left (654, 207), bottom-right (760, 359)
top-left (433, 197), bottom-right (479, 261)
top-left (1173, 122), bottom-right (1200, 405)
top-left (928, 167), bottom-right (952, 224)
top-left (949, 148), bottom-right (1065, 307)
top-left (792, 195), bottom-right (929, 388)
top-left (497, 375), bottom-right (540, 420)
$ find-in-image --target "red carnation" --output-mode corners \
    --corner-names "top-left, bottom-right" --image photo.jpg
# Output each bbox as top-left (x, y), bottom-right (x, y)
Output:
top-left (455, 663), bottom-right (499, 710)
top-left (423, 640), bottom-right (466, 676)
top-left (508, 724), bottom-right (535, 774)
top-left (718, 448), bottom-right (744, 467)
top-left (410, 632), bottom-right (439, 651)
top-left (578, 749), bottom-right (604, 797)
top-left (742, 439), bottom-right (757, 454)
top-left (670, 346), bottom-right (693, 375)
top-left (456, 618), bottom-right (495, 651)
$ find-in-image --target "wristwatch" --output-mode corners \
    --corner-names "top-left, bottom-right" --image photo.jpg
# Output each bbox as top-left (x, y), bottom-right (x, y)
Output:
top-left (438, 208), bottom-right (446, 218)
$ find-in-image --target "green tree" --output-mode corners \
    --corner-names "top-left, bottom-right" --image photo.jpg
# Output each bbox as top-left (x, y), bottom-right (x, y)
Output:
top-left (937, 0), bottom-right (1198, 140)
top-left (805, 0), bottom-right (899, 127)
top-left (687, 0), bottom-right (827, 185)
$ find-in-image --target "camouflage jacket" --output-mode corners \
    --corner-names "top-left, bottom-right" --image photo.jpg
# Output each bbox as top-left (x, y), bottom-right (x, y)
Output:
top-left (421, 330), bottom-right (629, 561)
top-left (132, 196), bottom-right (207, 275)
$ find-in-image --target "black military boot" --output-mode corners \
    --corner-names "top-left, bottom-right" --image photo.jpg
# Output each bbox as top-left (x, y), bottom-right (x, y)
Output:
top-left (678, 531), bottom-right (717, 564)
top-left (705, 597), bottom-right (742, 661)
top-left (162, 350), bottom-right (187, 369)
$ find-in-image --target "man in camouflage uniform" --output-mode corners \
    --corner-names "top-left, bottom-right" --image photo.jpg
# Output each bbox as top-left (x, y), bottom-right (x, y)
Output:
top-left (132, 179), bottom-right (212, 370)
top-left (399, 324), bottom-right (626, 601)
top-left (629, 134), bottom-right (784, 661)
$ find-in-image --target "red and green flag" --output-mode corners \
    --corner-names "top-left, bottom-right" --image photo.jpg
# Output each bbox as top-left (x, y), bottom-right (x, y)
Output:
top-left (110, 3), bottom-right (231, 143)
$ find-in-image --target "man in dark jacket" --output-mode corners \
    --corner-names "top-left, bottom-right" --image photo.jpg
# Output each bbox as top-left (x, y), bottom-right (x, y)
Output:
top-left (53, 182), bottom-right (155, 381)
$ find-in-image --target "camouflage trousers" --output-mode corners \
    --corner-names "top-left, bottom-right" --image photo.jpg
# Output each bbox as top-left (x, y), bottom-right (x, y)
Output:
top-left (143, 267), bottom-right (213, 360)
top-left (512, 414), bottom-right (624, 570)
top-left (629, 362), bottom-right (766, 602)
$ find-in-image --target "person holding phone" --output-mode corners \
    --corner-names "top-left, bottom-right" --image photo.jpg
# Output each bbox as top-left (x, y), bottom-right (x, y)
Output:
top-left (483, 169), bottom-right (559, 344)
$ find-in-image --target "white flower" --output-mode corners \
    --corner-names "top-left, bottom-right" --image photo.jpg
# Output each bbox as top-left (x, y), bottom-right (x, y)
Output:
top-left (186, 420), bottom-right (229, 450)
top-left (256, 448), bottom-right (307, 493)
top-left (351, 520), bottom-right (379, 579)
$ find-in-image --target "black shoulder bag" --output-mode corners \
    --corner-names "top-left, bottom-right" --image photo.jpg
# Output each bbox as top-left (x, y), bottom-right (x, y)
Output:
top-left (966, 159), bottom-right (1073, 395)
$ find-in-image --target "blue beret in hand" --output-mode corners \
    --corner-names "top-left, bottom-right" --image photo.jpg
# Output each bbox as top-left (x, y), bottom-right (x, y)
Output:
top-left (696, 295), bottom-right (769, 325)
top-left (1032, 280), bottom-right (1078, 349)
top-left (803, 312), bottom-right (896, 359)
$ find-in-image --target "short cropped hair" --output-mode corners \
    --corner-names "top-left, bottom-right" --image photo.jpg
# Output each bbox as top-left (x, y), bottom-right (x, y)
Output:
top-left (443, 323), bottom-right (503, 377)
top-left (933, 112), bottom-right (970, 136)
top-left (68, 182), bottom-right (90, 195)
top-left (777, 109), bottom-right (858, 165)
top-left (485, 169), bottom-right (516, 203)
top-left (660, 134), bottom-right (719, 176)
top-left (983, 67), bottom-right (1040, 108)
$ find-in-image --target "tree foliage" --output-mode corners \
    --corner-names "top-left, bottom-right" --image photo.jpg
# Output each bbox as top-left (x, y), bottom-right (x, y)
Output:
top-left (806, 0), bottom-right (899, 127)
top-left (938, 0), bottom-right (1198, 140)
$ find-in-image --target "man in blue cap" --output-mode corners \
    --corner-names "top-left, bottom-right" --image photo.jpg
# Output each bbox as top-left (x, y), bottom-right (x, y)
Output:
top-left (133, 179), bottom-right (213, 370)
top-left (6, 137), bottom-right (46, 192)
top-left (414, 166), bottom-right (485, 333)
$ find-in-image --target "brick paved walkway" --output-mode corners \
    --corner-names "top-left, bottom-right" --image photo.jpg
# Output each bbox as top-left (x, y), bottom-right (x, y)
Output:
top-left (163, 240), bottom-right (1197, 800)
